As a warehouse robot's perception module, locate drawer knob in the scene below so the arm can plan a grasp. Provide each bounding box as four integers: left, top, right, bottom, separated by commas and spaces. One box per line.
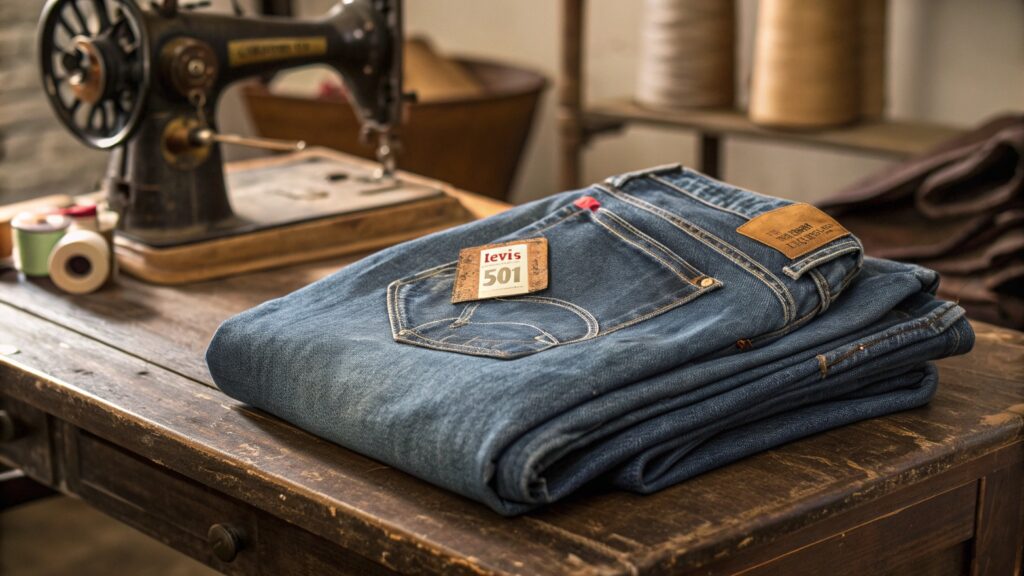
207, 523, 245, 563
0, 410, 20, 442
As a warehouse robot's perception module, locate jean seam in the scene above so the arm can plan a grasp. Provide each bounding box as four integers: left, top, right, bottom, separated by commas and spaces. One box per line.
397, 330, 519, 357
587, 280, 722, 338
387, 263, 458, 337
749, 299, 823, 347
412, 317, 462, 331
500, 295, 600, 339
595, 208, 703, 280
605, 163, 681, 187
824, 303, 961, 373
526, 203, 590, 236
783, 240, 863, 280
450, 303, 479, 328
809, 269, 831, 314
458, 321, 560, 344
598, 182, 796, 324
651, 174, 756, 222
591, 211, 701, 285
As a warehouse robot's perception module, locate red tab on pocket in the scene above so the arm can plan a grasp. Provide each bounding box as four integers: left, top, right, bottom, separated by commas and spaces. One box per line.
573, 196, 601, 211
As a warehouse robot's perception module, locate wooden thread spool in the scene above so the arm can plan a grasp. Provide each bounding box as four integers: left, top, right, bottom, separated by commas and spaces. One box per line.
750, 0, 860, 128
636, 0, 735, 110
860, 0, 887, 118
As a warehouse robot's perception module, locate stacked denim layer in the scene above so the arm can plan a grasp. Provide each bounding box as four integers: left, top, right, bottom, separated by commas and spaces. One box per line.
207, 166, 974, 515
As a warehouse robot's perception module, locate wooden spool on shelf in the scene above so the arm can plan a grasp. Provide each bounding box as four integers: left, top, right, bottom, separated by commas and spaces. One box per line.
750, 0, 860, 129
636, 0, 735, 110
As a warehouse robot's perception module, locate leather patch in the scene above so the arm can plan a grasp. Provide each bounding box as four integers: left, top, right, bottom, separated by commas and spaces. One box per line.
737, 203, 850, 259
452, 238, 548, 303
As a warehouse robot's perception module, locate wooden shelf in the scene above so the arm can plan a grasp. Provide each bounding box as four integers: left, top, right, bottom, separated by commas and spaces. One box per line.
583, 99, 963, 159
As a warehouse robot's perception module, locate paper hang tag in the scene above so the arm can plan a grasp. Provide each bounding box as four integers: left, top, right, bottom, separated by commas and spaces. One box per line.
452, 238, 548, 303
736, 203, 851, 259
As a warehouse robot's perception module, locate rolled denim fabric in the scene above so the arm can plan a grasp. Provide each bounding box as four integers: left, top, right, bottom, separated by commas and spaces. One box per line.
207, 166, 973, 514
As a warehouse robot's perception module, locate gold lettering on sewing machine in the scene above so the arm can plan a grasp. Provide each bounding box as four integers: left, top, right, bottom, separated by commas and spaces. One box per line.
228, 37, 328, 67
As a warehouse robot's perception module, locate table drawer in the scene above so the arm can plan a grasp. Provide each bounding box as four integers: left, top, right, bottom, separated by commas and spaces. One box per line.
65, 429, 259, 575
0, 395, 53, 485
64, 428, 396, 576
740, 481, 977, 576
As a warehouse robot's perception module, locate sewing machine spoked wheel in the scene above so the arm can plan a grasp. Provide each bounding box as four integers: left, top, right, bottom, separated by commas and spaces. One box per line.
38, 0, 150, 149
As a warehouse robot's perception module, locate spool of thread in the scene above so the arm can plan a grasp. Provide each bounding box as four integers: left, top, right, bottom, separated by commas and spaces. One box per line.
636, 0, 735, 110
860, 0, 887, 119
47, 229, 111, 294
12, 212, 70, 277
59, 204, 100, 232
749, 0, 860, 128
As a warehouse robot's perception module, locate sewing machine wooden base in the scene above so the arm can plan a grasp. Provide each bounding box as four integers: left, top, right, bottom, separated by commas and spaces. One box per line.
113, 149, 476, 284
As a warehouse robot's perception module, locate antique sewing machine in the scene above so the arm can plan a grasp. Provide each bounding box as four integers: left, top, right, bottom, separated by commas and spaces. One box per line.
38, 0, 468, 283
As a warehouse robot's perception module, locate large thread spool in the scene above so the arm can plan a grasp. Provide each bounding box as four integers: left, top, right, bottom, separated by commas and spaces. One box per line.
48, 229, 111, 295
636, 0, 736, 110
12, 212, 69, 277
750, 0, 860, 128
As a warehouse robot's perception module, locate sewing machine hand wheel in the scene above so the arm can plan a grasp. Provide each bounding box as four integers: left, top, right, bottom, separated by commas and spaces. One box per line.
38, 0, 150, 149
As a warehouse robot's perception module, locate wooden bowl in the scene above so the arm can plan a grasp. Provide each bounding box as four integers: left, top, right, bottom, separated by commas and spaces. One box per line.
243, 58, 548, 201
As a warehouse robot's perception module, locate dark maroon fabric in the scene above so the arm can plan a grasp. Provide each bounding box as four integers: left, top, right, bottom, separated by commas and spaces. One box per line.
819, 114, 1024, 330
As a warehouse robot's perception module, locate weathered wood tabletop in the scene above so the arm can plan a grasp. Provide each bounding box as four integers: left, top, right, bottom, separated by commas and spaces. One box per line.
0, 187, 1022, 575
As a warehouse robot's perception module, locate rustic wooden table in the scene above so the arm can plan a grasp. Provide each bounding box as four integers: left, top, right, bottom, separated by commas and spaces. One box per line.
1, 186, 1022, 575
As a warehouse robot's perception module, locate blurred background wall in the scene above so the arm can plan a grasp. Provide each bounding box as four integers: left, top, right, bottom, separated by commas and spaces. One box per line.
2, 0, 1022, 205
390, 0, 1024, 204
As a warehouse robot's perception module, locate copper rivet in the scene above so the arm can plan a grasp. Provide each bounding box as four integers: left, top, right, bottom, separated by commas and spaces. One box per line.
699, 277, 715, 288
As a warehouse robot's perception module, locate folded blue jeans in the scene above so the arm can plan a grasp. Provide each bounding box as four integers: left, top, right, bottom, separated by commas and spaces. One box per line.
207, 165, 974, 515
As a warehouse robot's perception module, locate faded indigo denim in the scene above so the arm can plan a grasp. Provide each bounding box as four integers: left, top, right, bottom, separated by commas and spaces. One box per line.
207, 165, 974, 515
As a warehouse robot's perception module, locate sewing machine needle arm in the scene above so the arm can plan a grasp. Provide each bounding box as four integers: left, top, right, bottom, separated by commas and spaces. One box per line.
190, 128, 306, 152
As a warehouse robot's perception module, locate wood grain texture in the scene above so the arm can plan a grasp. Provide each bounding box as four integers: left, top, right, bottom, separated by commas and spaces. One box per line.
0, 297, 1022, 574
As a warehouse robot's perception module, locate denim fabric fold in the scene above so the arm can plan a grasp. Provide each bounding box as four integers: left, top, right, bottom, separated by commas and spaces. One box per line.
208, 167, 973, 515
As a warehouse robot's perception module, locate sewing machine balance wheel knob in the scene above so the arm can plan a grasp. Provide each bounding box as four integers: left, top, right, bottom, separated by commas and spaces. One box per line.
38, 0, 150, 149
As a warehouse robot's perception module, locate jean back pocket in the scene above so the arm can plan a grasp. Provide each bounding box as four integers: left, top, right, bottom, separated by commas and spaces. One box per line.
387, 200, 721, 359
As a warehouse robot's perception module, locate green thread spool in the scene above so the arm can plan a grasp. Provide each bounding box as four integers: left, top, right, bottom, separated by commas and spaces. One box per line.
12, 212, 70, 277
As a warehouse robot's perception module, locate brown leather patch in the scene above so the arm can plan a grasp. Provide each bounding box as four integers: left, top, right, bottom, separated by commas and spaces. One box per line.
451, 238, 548, 303
737, 203, 850, 259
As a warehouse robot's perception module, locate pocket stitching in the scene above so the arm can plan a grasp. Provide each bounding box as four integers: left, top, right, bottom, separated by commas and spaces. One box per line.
450, 302, 479, 328
399, 325, 556, 358
457, 321, 560, 344
498, 295, 600, 340
387, 263, 458, 337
